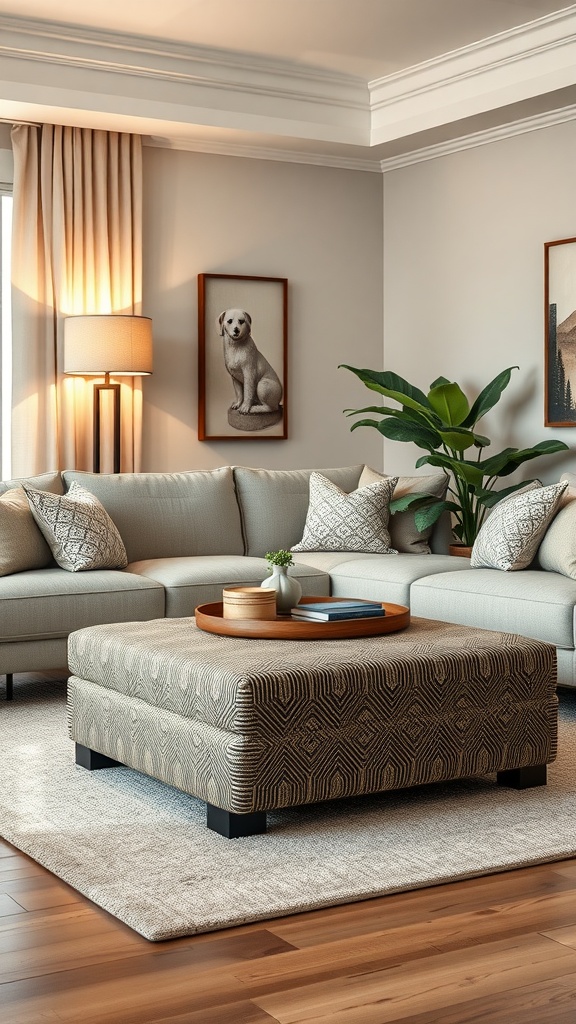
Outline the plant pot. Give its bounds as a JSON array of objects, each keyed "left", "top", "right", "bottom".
[
  {"left": 449, "top": 544, "right": 473, "bottom": 558},
  {"left": 261, "top": 565, "right": 302, "bottom": 614}
]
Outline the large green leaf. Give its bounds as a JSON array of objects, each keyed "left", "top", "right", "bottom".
[
  {"left": 375, "top": 417, "right": 440, "bottom": 450},
  {"left": 479, "top": 440, "right": 569, "bottom": 477},
  {"left": 415, "top": 500, "right": 459, "bottom": 532},
  {"left": 448, "top": 461, "right": 485, "bottom": 487},
  {"left": 427, "top": 382, "right": 470, "bottom": 426},
  {"left": 339, "top": 366, "right": 435, "bottom": 418},
  {"left": 437, "top": 426, "right": 477, "bottom": 452},
  {"left": 461, "top": 367, "right": 518, "bottom": 428},
  {"left": 476, "top": 447, "right": 519, "bottom": 476},
  {"left": 345, "top": 404, "right": 437, "bottom": 430},
  {"left": 349, "top": 418, "right": 385, "bottom": 432},
  {"left": 513, "top": 440, "right": 569, "bottom": 459},
  {"left": 389, "top": 493, "right": 456, "bottom": 532},
  {"left": 429, "top": 376, "right": 451, "bottom": 389},
  {"left": 417, "top": 452, "right": 484, "bottom": 487},
  {"left": 344, "top": 404, "right": 398, "bottom": 417},
  {"left": 389, "top": 492, "right": 440, "bottom": 513},
  {"left": 476, "top": 479, "right": 539, "bottom": 507}
]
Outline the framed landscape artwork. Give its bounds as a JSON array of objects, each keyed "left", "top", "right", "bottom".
[
  {"left": 545, "top": 236, "right": 576, "bottom": 426},
  {"left": 198, "top": 273, "right": 288, "bottom": 441}
]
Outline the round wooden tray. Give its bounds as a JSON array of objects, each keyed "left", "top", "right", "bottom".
[{"left": 195, "top": 596, "right": 410, "bottom": 640}]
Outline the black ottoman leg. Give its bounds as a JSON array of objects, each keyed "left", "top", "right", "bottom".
[
  {"left": 5, "top": 674, "right": 13, "bottom": 701},
  {"left": 206, "top": 803, "right": 267, "bottom": 839},
  {"left": 497, "top": 764, "right": 547, "bottom": 789},
  {"left": 75, "top": 743, "right": 124, "bottom": 770}
]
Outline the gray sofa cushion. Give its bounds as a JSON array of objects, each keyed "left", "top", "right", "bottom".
[
  {"left": 63, "top": 468, "right": 244, "bottom": 563},
  {"left": 127, "top": 555, "right": 330, "bottom": 617},
  {"left": 411, "top": 567, "right": 576, "bottom": 648},
  {"left": 293, "top": 552, "right": 473, "bottom": 605},
  {"left": 0, "top": 567, "right": 164, "bottom": 643},
  {"left": 0, "top": 471, "right": 64, "bottom": 496},
  {"left": 234, "top": 465, "right": 364, "bottom": 556}
]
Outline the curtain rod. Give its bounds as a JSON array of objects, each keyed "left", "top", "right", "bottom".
[{"left": 0, "top": 117, "right": 42, "bottom": 127}]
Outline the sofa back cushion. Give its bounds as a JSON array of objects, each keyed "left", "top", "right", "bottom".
[
  {"left": 234, "top": 465, "right": 363, "bottom": 557},
  {"left": 359, "top": 466, "right": 449, "bottom": 554},
  {"left": 62, "top": 468, "right": 244, "bottom": 563},
  {"left": 0, "top": 471, "right": 64, "bottom": 497}
]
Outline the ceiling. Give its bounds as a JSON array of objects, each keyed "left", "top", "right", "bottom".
[{"left": 1, "top": 0, "right": 576, "bottom": 170}]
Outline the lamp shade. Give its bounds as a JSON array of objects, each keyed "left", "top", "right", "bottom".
[{"left": 64, "top": 315, "right": 153, "bottom": 375}]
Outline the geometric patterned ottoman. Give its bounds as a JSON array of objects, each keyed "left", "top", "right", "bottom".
[{"left": 67, "top": 616, "right": 558, "bottom": 838}]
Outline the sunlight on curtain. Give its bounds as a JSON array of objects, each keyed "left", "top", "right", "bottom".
[
  {"left": 1, "top": 193, "right": 12, "bottom": 480},
  {"left": 10, "top": 125, "right": 143, "bottom": 476}
]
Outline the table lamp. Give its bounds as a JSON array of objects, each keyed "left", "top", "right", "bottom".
[{"left": 64, "top": 314, "right": 153, "bottom": 473}]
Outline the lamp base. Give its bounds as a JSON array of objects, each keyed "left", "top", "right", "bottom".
[{"left": 93, "top": 380, "right": 120, "bottom": 474}]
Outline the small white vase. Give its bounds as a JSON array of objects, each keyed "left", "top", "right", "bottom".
[{"left": 261, "top": 565, "right": 302, "bottom": 614}]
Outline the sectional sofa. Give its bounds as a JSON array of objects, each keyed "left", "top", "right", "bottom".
[{"left": 2, "top": 463, "right": 576, "bottom": 696}]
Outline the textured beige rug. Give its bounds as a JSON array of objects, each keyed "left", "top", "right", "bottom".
[{"left": 2, "top": 676, "right": 576, "bottom": 942}]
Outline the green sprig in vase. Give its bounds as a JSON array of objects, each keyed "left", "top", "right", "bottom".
[{"left": 261, "top": 549, "right": 302, "bottom": 615}]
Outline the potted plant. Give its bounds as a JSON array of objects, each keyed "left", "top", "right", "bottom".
[
  {"left": 261, "top": 549, "right": 302, "bottom": 613},
  {"left": 340, "top": 364, "right": 569, "bottom": 549}
]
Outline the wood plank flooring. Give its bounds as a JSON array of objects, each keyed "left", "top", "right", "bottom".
[{"left": 3, "top": 837, "right": 576, "bottom": 1023}]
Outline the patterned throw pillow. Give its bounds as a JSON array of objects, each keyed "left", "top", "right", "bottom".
[
  {"left": 0, "top": 487, "right": 53, "bottom": 576},
  {"left": 23, "top": 481, "right": 128, "bottom": 572},
  {"left": 291, "top": 472, "right": 398, "bottom": 554},
  {"left": 471, "top": 481, "right": 567, "bottom": 571}
]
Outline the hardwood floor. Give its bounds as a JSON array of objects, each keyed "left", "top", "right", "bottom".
[
  {"left": 3, "top": 837, "right": 576, "bottom": 1023},
  {"left": 3, "top": 671, "right": 576, "bottom": 1022}
]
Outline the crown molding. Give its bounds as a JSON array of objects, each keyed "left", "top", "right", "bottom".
[
  {"left": 380, "top": 102, "right": 576, "bottom": 172},
  {"left": 0, "top": 14, "right": 369, "bottom": 145},
  {"left": 146, "top": 134, "right": 381, "bottom": 172},
  {"left": 369, "top": 6, "right": 576, "bottom": 145},
  {"left": 1, "top": 9, "right": 576, "bottom": 168}
]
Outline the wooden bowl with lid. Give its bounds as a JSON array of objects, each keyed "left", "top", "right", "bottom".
[{"left": 222, "top": 586, "right": 276, "bottom": 620}]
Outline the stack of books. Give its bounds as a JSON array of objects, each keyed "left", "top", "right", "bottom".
[{"left": 291, "top": 600, "right": 385, "bottom": 622}]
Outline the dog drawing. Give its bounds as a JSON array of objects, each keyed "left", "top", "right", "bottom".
[{"left": 217, "top": 308, "right": 283, "bottom": 415}]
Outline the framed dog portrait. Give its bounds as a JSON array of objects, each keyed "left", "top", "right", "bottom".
[
  {"left": 545, "top": 236, "right": 576, "bottom": 425},
  {"left": 198, "top": 273, "right": 288, "bottom": 441}
]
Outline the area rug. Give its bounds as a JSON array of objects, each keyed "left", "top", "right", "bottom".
[{"left": 2, "top": 676, "right": 576, "bottom": 942}]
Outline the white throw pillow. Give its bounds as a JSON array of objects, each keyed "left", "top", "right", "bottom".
[
  {"left": 471, "top": 481, "right": 567, "bottom": 571},
  {"left": 359, "top": 466, "right": 448, "bottom": 554},
  {"left": 0, "top": 487, "right": 53, "bottom": 576},
  {"left": 291, "top": 472, "right": 398, "bottom": 554},
  {"left": 24, "top": 481, "right": 128, "bottom": 572}
]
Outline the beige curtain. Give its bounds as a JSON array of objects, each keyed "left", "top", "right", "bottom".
[{"left": 10, "top": 124, "right": 143, "bottom": 476}]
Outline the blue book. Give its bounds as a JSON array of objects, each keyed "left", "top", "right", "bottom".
[
  {"left": 294, "top": 600, "right": 382, "bottom": 614},
  {"left": 292, "top": 605, "right": 385, "bottom": 622}
]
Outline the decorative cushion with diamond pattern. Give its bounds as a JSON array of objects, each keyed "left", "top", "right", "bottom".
[
  {"left": 471, "top": 481, "right": 567, "bottom": 571},
  {"left": 291, "top": 471, "right": 398, "bottom": 553},
  {"left": 23, "top": 481, "right": 128, "bottom": 572}
]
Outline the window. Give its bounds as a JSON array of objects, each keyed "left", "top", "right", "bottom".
[{"left": 0, "top": 190, "right": 12, "bottom": 481}]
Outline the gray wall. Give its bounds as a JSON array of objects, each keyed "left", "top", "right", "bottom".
[
  {"left": 142, "top": 147, "right": 384, "bottom": 472},
  {"left": 382, "top": 120, "right": 576, "bottom": 481}
]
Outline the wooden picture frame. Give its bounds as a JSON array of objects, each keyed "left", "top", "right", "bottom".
[
  {"left": 198, "top": 273, "right": 288, "bottom": 441},
  {"left": 545, "top": 236, "right": 576, "bottom": 426}
]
